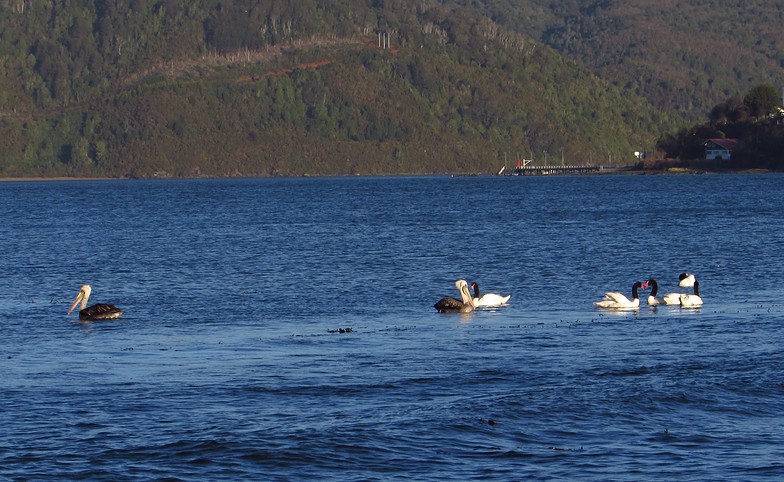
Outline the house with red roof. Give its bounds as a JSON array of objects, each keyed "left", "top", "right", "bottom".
[{"left": 704, "top": 138, "right": 739, "bottom": 161}]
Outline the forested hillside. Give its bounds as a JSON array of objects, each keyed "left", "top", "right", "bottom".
[
  {"left": 459, "top": 0, "right": 784, "bottom": 123},
  {"left": 0, "top": 0, "right": 671, "bottom": 178},
  {"left": 1, "top": 0, "right": 781, "bottom": 178}
]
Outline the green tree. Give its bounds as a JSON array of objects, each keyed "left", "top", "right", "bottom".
[
  {"left": 744, "top": 83, "right": 780, "bottom": 118},
  {"left": 709, "top": 96, "right": 746, "bottom": 123}
]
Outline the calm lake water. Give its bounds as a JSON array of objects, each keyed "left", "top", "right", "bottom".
[{"left": 1, "top": 173, "right": 783, "bottom": 480}]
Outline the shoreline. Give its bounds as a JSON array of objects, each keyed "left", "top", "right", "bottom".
[
  {"left": 0, "top": 177, "right": 120, "bottom": 182},
  {"left": 0, "top": 168, "right": 777, "bottom": 182}
]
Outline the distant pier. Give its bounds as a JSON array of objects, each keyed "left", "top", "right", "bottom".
[{"left": 498, "top": 164, "right": 601, "bottom": 176}]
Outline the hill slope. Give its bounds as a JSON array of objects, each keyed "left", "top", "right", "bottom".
[
  {"left": 457, "top": 0, "right": 784, "bottom": 123},
  {"left": 0, "top": 1, "right": 672, "bottom": 177}
]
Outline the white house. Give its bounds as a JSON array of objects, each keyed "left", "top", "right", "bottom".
[{"left": 704, "top": 138, "right": 739, "bottom": 161}]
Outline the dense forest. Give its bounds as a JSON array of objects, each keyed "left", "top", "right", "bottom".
[
  {"left": 0, "top": 0, "right": 782, "bottom": 178},
  {"left": 467, "top": 0, "right": 784, "bottom": 123}
]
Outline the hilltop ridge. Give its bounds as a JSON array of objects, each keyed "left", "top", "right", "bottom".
[{"left": 1, "top": 0, "right": 781, "bottom": 178}]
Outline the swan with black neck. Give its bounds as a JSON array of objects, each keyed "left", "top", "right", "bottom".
[
  {"left": 469, "top": 282, "right": 511, "bottom": 307},
  {"left": 641, "top": 278, "right": 682, "bottom": 306},
  {"left": 678, "top": 273, "right": 696, "bottom": 288},
  {"left": 679, "top": 280, "right": 703, "bottom": 307},
  {"left": 594, "top": 281, "right": 642, "bottom": 309}
]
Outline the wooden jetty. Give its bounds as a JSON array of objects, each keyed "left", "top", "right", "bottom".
[{"left": 498, "top": 164, "right": 601, "bottom": 176}]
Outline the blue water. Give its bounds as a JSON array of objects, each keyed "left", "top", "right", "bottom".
[{"left": 1, "top": 174, "right": 783, "bottom": 480}]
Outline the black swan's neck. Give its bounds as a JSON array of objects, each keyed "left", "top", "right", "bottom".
[{"left": 471, "top": 283, "right": 480, "bottom": 297}]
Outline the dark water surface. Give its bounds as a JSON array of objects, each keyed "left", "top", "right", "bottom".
[{"left": 2, "top": 174, "right": 783, "bottom": 480}]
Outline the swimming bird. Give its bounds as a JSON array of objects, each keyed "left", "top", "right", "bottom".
[
  {"left": 67, "top": 285, "right": 123, "bottom": 321},
  {"left": 642, "top": 278, "right": 682, "bottom": 306},
  {"left": 679, "top": 280, "right": 703, "bottom": 307},
  {"left": 594, "top": 281, "right": 642, "bottom": 309},
  {"left": 434, "top": 280, "right": 476, "bottom": 313},
  {"left": 678, "top": 273, "right": 696, "bottom": 288},
  {"left": 470, "top": 282, "right": 511, "bottom": 307}
]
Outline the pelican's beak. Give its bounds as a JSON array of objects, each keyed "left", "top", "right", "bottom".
[
  {"left": 461, "top": 284, "right": 476, "bottom": 309},
  {"left": 67, "top": 291, "right": 84, "bottom": 315}
]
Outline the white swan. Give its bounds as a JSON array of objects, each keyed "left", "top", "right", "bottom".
[
  {"left": 434, "top": 280, "right": 476, "bottom": 313},
  {"left": 679, "top": 281, "right": 703, "bottom": 307},
  {"left": 594, "top": 281, "right": 642, "bottom": 309},
  {"left": 678, "top": 273, "right": 696, "bottom": 288},
  {"left": 469, "top": 282, "right": 511, "bottom": 307},
  {"left": 642, "top": 278, "right": 682, "bottom": 306},
  {"left": 662, "top": 292, "right": 683, "bottom": 305}
]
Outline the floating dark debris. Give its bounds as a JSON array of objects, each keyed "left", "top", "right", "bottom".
[{"left": 327, "top": 327, "right": 354, "bottom": 334}]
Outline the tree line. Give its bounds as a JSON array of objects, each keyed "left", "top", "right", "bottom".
[{"left": 654, "top": 84, "right": 784, "bottom": 169}]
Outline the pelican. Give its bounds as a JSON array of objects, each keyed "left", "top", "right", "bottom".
[
  {"left": 434, "top": 280, "right": 476, "bottom": 313},
  {"left": 678, "top": 273, "right": 696, "bottom": 288},
  {"left": 679, "top": 280, "right": 703, "bottom": 307},
  {"left": 470, "top": 282, "right": 511, "bottom": 307},
  {"left": 68, "top": 285, "right": 123, "bottom": 321},
  {"left": 594, "top": 281, "right": 642, "bottom": 309},
  {"left": 642, "top": 278, "right": 682, "bottom": 305}
]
